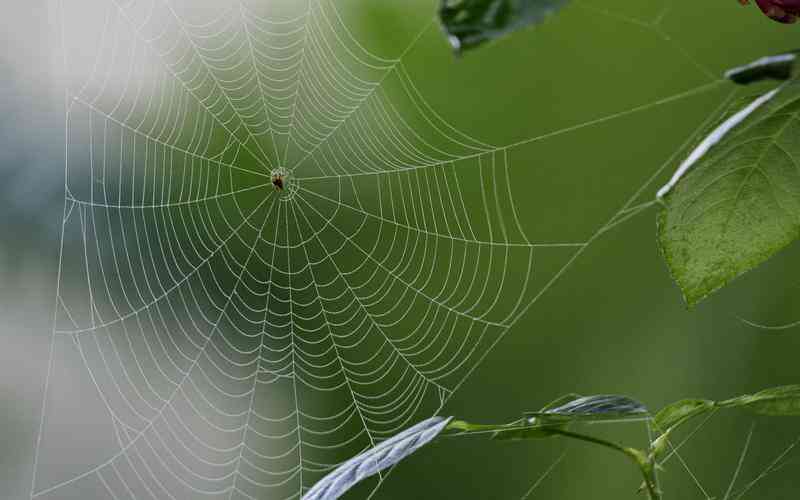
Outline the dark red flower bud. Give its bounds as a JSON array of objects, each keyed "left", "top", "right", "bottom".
[{"left": 743, "top": 0, "right": 800, "bottom": 23}]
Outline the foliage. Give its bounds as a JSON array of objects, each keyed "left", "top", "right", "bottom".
[
  {"left": 658, "top": 53, "right": 800, "bottom": 306},
  {"left": 305, "top": 8, "right": 800, "bottom": 500},
  {"left": 302, "top": 417, "right": 453, "bottom": 500},
  {"left": 438, "top": 0, "right": 567, "bottom": 54},
  {"left": 436, "top": 2, "right": 800, "bottom": 308},
  {"left": 304, "top": 386, "right": 800, "bottom": 500}
]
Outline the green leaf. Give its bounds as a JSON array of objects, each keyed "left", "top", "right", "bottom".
[
  {"left": 528, "top": 394, "right": 649, "bottom": 422},
  {"left": 491, "top": 420, "right": 563, "bottom": 440},
  {"left": 535, "top": 393, "right": 583, "bottom": 412},
  {"left": 491, "top": 394, "right": 581, "bottom": 440},
  {"left": 303, "top": 416, "right": 452, "bottom": 500},
  {"left": 494, "top": 394, "right": 648, "bottom": 441},
  {"left": 725, "top": 53, "right": 798, "bottom": 85},
  {"left": 658, "top": 81, "right": 800, "bottom": 306},
  {"left": 446, "top": 419, "right": 510, "bottom": 433},
  {"left": 652, "top": 399, "right": 715, "bottom": 434},
  {"left": 445, "top": 417, "right": 555, "bottom": 440},
  {"left": 720, "top": 385, "right": 800, "bottom": 416},
  {"left": 439, "top": 0, "right": 568, "bottom": 54}
]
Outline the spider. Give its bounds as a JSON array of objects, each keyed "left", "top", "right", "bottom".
[{"left": 271, "top": 171, "right": 284, "bottom": 191}]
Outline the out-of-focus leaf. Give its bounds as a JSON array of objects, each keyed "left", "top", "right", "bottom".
[
  {"left": 652, "top": 399, "right": 715, "bottom": 434},
  {"left": 439, "top": 0, "right": 568, "bottom": 54},
  {"left": 302, "top": 416, "right": 452, "bottom": 500},
  {"left": 725, "top": 53, "right": 798, "bottom": 85},
  {"left": 658, "top": 80, "right": 800, "bottom": 306},
  {"left": 720, "top": 385, "right": 800, "bottom": 416}
]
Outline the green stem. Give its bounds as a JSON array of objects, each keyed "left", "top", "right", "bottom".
[{"left": 547, "top": 429, "right": 661, "bottom": 500}]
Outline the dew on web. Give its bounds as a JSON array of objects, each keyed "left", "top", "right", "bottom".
[{"left": 31, "top": 0, "right": 793, "bottom": 499}]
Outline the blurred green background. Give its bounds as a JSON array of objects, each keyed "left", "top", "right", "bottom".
[{"left": 2, "top": 0, "right": 800, "bottom": 499}]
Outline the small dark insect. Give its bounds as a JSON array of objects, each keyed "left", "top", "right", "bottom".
[{"left": 272, "top": 172, "right": 284, "bottom": 191}]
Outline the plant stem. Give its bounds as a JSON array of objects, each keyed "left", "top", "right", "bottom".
[{"left": 548, "top": 429, "right": 661, "bottom": 500}]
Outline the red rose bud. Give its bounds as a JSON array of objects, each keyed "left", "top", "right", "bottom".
[{"left": 742, "top": 0, "right": 800, "bottom": 23}]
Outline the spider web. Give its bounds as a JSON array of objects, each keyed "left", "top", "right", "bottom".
[{"left": 29, "top": 0, "right": 767, "bottom": 499}]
